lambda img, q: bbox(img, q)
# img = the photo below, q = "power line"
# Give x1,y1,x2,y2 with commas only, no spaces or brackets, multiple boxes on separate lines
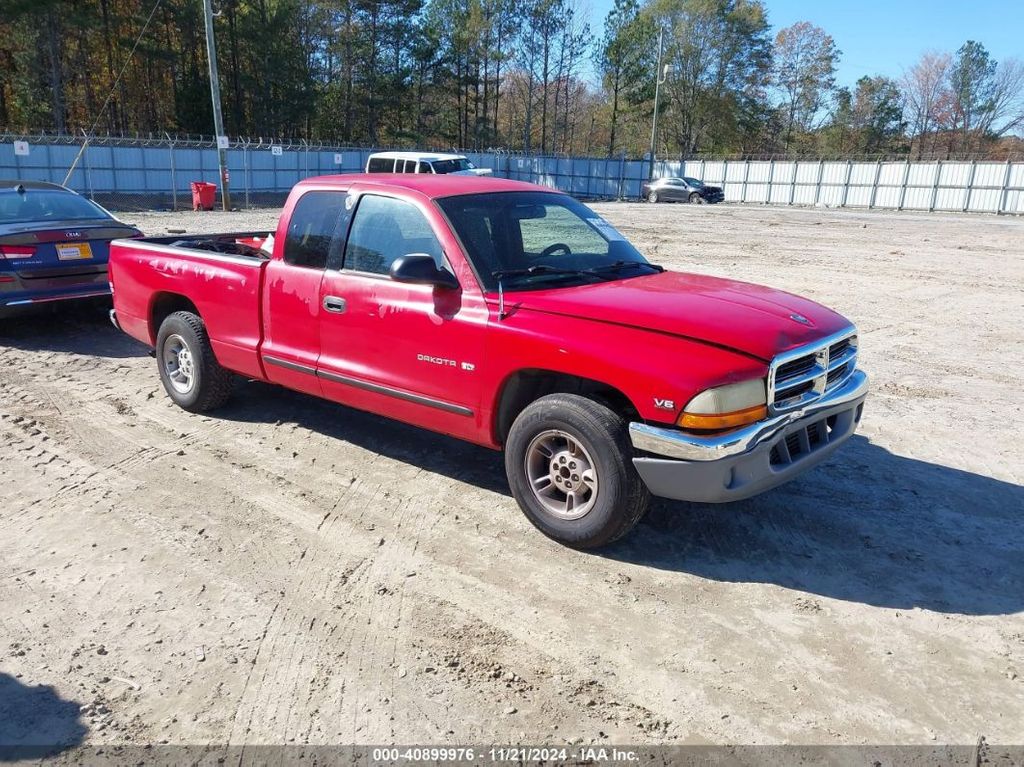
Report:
63,0,164,186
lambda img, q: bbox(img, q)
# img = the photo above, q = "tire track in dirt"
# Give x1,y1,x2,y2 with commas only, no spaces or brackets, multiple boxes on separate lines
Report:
2,335,673,743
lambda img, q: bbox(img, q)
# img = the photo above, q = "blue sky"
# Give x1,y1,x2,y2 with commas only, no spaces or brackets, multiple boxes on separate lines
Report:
583,0,1024,88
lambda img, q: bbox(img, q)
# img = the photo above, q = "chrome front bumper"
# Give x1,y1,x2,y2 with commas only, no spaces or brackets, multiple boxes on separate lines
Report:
629,370,868,503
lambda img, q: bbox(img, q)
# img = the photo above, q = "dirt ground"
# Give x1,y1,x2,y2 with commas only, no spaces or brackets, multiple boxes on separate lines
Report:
1,201,1022,754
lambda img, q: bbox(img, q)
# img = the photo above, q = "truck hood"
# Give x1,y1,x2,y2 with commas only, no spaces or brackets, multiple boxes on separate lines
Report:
510,271,853,361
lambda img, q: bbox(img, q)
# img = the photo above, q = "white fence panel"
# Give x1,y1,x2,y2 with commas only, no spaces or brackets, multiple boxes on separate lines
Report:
973,162,1005,186
845,185,872,208
849,162,876,185
907,163,938,186
940,162,972,187
874,185,902,209
935,187,966,211
877,162,906,186
969,188,1001,213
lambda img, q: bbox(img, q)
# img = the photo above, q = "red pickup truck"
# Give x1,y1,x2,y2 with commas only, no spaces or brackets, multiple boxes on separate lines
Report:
109,174,868,548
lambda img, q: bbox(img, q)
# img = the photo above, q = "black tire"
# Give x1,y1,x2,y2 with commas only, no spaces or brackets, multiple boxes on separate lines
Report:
155,310,234,412
647,190,659,203
504,394,651,549
689,192,704,204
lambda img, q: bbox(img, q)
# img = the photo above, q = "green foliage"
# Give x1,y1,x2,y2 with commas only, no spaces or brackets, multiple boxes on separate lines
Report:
597,0,652,155
772,21,838,150
0,1,1017,158
644,0,772,156
949,40,996,132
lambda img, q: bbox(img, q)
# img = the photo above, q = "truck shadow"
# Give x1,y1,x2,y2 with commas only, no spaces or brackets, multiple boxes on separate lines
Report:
220,379,511,496
0,673,87,760
0,302,145,359
221,381,1023,616
605,435,1024,616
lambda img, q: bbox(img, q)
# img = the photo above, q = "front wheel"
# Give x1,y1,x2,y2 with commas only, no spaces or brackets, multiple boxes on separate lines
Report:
156,310,234,412
505,394,651,549
647,191,659,203
689,192,705,204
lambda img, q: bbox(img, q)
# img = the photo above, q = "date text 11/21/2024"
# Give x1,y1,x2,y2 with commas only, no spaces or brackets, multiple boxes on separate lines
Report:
370,746,640,762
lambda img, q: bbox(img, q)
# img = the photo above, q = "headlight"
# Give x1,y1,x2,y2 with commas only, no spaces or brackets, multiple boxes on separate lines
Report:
677,378,767,430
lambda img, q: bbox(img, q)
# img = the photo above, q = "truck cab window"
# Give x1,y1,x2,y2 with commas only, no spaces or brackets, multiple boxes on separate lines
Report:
283,191,349,269
344,195,444,276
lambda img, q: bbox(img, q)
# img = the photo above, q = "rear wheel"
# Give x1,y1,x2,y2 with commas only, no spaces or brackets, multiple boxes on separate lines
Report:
155,311,234,412
647,190,659,203
505,394,650,549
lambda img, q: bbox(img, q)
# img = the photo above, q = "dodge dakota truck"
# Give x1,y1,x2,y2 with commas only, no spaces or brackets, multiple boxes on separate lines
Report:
109,174,868,548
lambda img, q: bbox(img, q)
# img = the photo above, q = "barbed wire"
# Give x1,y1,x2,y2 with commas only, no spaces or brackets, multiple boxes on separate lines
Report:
2,129,1021,162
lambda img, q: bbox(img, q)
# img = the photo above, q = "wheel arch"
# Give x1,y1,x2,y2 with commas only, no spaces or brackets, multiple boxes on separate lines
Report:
149,292,200,344
493,368,641,447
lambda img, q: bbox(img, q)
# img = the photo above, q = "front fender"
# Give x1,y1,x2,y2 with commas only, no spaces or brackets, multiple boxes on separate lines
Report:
481,308,768,435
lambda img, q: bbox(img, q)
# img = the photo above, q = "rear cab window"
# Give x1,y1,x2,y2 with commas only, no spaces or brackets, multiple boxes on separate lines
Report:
283,191,351,269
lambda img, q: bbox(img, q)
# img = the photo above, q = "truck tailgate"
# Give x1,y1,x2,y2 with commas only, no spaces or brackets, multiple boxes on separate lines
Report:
110,235,271,379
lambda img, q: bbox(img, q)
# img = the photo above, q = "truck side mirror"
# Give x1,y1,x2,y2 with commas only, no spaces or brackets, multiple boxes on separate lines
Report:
389,254,459,290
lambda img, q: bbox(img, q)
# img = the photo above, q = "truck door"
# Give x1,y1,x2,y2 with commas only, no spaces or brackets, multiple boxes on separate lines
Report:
261,189,351,396
316,191,488,443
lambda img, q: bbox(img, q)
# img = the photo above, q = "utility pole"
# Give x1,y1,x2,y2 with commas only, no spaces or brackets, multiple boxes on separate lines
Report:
647,27,667,183
202,0,231,211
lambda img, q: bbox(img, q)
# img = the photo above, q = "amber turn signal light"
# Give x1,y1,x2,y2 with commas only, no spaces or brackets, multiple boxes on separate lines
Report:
677,404,767,431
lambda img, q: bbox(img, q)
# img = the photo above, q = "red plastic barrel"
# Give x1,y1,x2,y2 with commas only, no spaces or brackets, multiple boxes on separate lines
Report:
191,182,217,211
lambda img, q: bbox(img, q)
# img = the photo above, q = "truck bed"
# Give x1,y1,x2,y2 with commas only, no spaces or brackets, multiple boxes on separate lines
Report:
109,231,274,379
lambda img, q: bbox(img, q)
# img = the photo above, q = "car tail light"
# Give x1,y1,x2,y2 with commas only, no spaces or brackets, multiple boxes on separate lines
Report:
0,245,36,259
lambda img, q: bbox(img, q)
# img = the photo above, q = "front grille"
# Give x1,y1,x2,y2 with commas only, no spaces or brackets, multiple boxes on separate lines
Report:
768,329,858,413
776,355,816,381
829,338,851,359
775,380,814,405
826,362,849,386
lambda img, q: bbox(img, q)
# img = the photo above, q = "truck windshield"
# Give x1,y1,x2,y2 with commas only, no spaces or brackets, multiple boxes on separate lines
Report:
437,191,657,292
431,158,473,174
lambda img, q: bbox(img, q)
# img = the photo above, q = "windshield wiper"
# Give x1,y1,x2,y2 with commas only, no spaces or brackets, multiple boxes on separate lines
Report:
492,265,613,320
584,260,665,276
492,265,604,281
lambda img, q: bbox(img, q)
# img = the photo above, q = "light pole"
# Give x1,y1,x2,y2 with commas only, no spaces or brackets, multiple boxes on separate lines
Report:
202,0,231,211
647,26,668,183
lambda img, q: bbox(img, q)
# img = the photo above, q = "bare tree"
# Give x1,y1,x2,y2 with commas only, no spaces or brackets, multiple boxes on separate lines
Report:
982,58,1024,138
773,21,839,151
901,51,951,158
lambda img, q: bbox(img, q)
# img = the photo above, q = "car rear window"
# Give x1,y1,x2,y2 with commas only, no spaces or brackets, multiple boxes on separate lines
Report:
0,189,109,224
431,159,472,174
367,158,394,173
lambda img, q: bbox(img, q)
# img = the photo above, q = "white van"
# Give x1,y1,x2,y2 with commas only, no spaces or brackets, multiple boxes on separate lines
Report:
365,151,492,176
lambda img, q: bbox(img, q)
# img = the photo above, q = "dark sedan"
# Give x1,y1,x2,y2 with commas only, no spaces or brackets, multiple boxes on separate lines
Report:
642,177,725,204
0,181,140,316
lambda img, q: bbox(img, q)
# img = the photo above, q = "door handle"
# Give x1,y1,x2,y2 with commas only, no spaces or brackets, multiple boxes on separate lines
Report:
323,295,347,314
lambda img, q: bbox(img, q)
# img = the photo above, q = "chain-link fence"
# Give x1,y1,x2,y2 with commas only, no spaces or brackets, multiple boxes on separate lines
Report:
2,132,1023,215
